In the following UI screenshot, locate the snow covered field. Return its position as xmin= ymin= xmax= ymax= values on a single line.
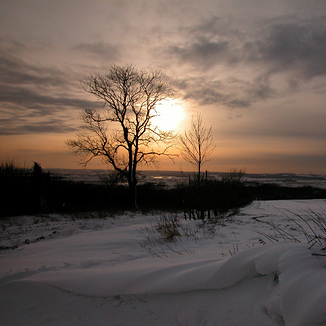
xmin=1 ymin=200 xmax=326 ymax=325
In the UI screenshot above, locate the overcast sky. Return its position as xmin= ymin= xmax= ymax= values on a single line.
xmin=1 ymin=0 xmax=326 ymax=173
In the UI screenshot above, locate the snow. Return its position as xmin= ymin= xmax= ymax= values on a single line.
xmin=1 ymin=200 xmax=326 ymax=325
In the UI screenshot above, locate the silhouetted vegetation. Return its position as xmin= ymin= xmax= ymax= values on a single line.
xmin=248 ymin=183 xmax=326 ymax=201
xmin=180 ymin=172 xmax=253 ymax=219
xmin=67 ymin=65 xmax=176 ymax=208
xmin=1 ymin=160 xmax=326 ymax=218
xmin=178 ymin=113 xmax=214 ymax=181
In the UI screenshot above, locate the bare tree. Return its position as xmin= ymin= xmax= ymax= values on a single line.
xmin=67 ymin=65 xmax=175 ymax=207
xmin=179 ymin=113 xmax=214 ymax=181
xmin=222 ymin=168 xmax=246 ymax=185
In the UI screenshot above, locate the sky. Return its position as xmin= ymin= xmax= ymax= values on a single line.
xmin=1 ymin=0 xmax=326 ymax=174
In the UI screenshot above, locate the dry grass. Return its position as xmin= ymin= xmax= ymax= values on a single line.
xmin=257 ymin=205 xmax=326 ymax=249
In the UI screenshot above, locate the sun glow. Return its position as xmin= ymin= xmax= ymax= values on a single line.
xmin=153 ymin=99 xmax=185 ymax=131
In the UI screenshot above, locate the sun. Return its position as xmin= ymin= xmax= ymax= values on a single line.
xmin=153 ymin=99 xmax=184 ymax=131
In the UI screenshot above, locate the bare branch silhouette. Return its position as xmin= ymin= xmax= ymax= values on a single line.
xmin=67 ymin=65 xmax=177 ymax=207
xmin=179 ymin=113 xmax=214 ymax=180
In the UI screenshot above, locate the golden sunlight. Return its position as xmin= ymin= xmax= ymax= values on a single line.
xmin=153 ymin=99 xmax=185 ymax=131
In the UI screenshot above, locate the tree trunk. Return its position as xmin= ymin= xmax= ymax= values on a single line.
xmin=129 ymin=180 xmax=138 ymax=209
xmin=198 ymin=162 xmax=201 ymax=184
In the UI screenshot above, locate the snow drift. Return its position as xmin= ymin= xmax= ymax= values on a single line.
xmin=1 ymin=200 xmax=326 ymax=325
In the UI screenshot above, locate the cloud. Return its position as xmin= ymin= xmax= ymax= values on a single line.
xmin=168 ymin=39 xmax=232 ymax=69
xmin=163 ymin=15 xmax=326 ymax=109
xmin=0 ymin=54 xmax=67 ymax=87
xmin=0 ymin=51 xmax=100 ymax=135
xmin=165 ymin=16 xmax=242 ymax=69
xmin=172 ymin=74 xmax=274 ymax=109
xmin=188 ymin=16 xmax=243 ymax=40
xmin=0 ymin=118 xmax=78 ymax=136
xmin=0 ymin=85 xmax=98 ymax=113
xmin=73 ymin=42 xmax=120 ymax=62
xmin=255 ymin=18 xmax=326 ymax=79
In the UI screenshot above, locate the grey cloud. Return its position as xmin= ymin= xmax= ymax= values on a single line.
xmin=248 ymin=75 xmax=274 ymax=99
xmin=168 ymin=39 xmax=232 ymax=69
xmin=0 ymin=85 xmax=98 ymax=113
xmin=188 ymin=16 xmax=244 ymax=42
xmin=0 ymin=51 xmax=100 ymax=135
xmin=164 ymin=15 xmax=243 ymax=62
xmin=0 ymin=54 xmax=68 ymax=87
xmin=165 ymin=15 xmax=326 ymax=108
xmin=255 ymin=19 xmax=326 ymax=78
xmin=166 ymin=16 xmax=241 ymax=69
xmin=173 ymin=75 xmax=273 ymax=109
xmin=73 ymin=42 xmax=120 ymax=61
xmin=181 ymin=15 xmax=326 ymax=78
xmin=0 ymin=84 xmax=100 ymax=135
xmin=0 ymin=118 xmax=78 ymax=135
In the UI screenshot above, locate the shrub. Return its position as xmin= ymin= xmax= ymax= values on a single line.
xmin=155 ymin=214 xmax=181 ymax=242
xmin=181 ymin=173 xmax=253 ymax=220
xmin=257 ymin=206 xmax=326 ymax=249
